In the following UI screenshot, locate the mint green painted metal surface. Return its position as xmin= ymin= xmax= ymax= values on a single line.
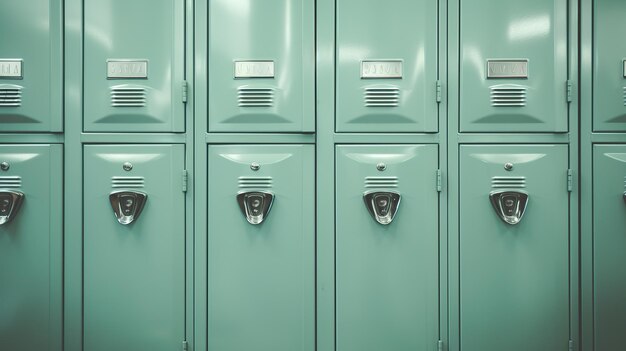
xmin=0 ymin=0 xmax=62 ymax=132
xmin=83 ymin=144 xmax=185 ymax=351
xmin=83 ymin=0 xmax=185 ymax=132
xmin=592 ymin=145 xmax=626 ymax=350
xmin=208 ymin=0 xmax=315 ymax=132
xmin=459 ymin=0 xmax=569 ymax=132
xmin=0 ymin=144 xmax=62 ymax=351
xmin=592 ymin=0 xmax=626 ymax=132
xmin=336 ymin=0 xmax=438 ymax=133
xmin=459 ymin=144 xmax=570 ymax=351
xmin=208 ymin=144 xmax=314 ymax=351
xmin=335 ymin=145 xmax=439 ymax=351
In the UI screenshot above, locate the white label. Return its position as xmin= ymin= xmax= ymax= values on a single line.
xmin=623 ymin=60 xmax=626 ymax=78
xmin=107 ymin=60 xmax=148 ymax=79
xmin=0 ymin=60 xmax=23 ymax=79
xmin=361 ymin=60 xmax=403 ymax=79
xmin=487 ymin=60 xmax=529 ymax=79
xmin=234 ymin=61 xmax=275 ymax=78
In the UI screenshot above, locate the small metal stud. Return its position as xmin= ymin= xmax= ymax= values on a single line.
xmin=250 ymin=162 xmax=261 ymax=171
xmin=376 ymin=163 xmax=387 ymax=172
xmin=504 ymin=163 xmax=514 ymax=171
xmin=0 ymin=162 xmax=9 ymax=171
xmin=123 ymin=162 xmax=133 ymax=171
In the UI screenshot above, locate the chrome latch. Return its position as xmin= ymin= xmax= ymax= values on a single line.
xmin=237 ymin=191 xmax=274 ymax=225
xmin=0 ymin=190 xmax=24 ymax=226
xmin=489 ymin=190 xmax=528 ymax=225
xmin=363 ymin=191 xmax=401 ymax=225
xmin=109 ymin=190 xmax=147 ymax=225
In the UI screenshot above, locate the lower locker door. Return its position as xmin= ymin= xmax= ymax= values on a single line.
xmin=336 ymin=145 xmax=439 ymax=351
xmin=459 ymin=144 xmax=570 ymax=351
xmin=208 ymin=144 xmax=315 ymax=351
xmin=0 ymin=144 xmax=62 ymax=351
xmin=83 ymin=144 xmax=185 ymax=351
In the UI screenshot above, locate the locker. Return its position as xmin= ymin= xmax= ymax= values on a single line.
xmin=208 ymin=0 xmax=315 ymax=132
xmin=83 ymin=145 xmax=185 ymax=351
xmin=336 ymin=0 xmax=438 ymax=133
xmin=83 ymin=0 xmax=185 ymax=132
xmin=459 ymin=144 xmax=570 ymax=351
xmin=0 ymin=145 xmax=62 ymax=351
xmin=592 ymin=145 xmax=626 ymax=350
xmin=459 ymin=0 xmax=569 ymax=132
xmin=208 ymin=145 xmax=314 ymax=351
xmin=335 ymin=145 xmax=439 ymax=351
xmin=592 ymin=0 xmax=626 ymax=131
xmin=0 ymin=1 xmax=62 ymax=132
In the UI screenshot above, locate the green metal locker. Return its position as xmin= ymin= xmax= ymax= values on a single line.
xmin=0 ymin=0 xmax=62 ymax=132
xmin=0 ymin=144 xmax=63 ymax=351
xmin=336 ymin=0 xmax=438 ymax=133
xmin=83 ymin=0 xmax=185 ymax=132
xmin=459 ymin=0 xmax=569 ymax=132
xmin=83 ymin=144 xmax=185 ymax=351
xmin=208 ymin=144 xmax=315 ymax=351
xmin=208 ymin=0 xmax=315 ymax=132
xmin=335 ymin=145 xmax=439 ymax=351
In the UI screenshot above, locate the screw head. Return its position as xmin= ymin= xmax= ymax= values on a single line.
xmin=250 ymin=162 xmax=260 ymax=171
xmin=376 ymin=163 xmax=387 ymax=172
xmin=504 ymin=163 xmax=514 ymax=171
xmin=0 ymin=162 xmax=9 ymax=171
xmin=123 ymin=162 xmax=133 ymax=171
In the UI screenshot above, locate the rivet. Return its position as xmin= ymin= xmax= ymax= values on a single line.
xmin=123 ymin=162 xmax=133 ymax=171
xmin=376 ymin=163 xmax=387 ymax=172
xmin=0 ymin=162 xmax=9 ymax=171
xmin=504 ymin=163 xmax=514 ymax=171
xmin=250 ymin=162 xmax=260 ymax=171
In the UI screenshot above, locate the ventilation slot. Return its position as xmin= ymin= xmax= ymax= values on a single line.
xmin=364 ymin=86 xmax=400 ymax=107
xmin=110 ymin=85 xmax=147 ymax=107
xmin=0 ymin=176 xmax=21 ymax=188
xmin=238 ymin=87 xmax=274 ymax=107
xmin=623 ymin=176 xmax=626 ymax=189
xmin=490 ymin=85 xmax=527 ymax=107
xmin=0 ymin=85 xmax=22 ymax=107
xmin=238 ymin=176 xmax=273 ymax=189
xmin=491 ymin=176 xmax=526 ymax=189
xmin=623 ymin=87 xmax=626 ymax=106
xmin=365 ymin=176 xmax=399 ymax=189
xmin=111 ymin=176 xmax=145 ymax=188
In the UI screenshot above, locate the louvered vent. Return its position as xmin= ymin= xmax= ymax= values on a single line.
xmin=110 ymin=85 xmax=146 ymax=107
xmin=623 ymin=87 xmax=626 ymax=106
xmin=238 ymin=87 xmax=274 ymax=107
xmin=623 ymin=176 xmax=626 ymax=189
xmin=0 ymin=84 xmax=22 ymax=107
xmin=491 ymin=176 xmax=526 ymax=189
xmin=111 ymin=176 xmax=145 ymax=188
xmin=490 ymin=85 xmax=527 ymax=107
xmin=0 ymin=176 xmax=21 ymax=188
xmin=365 ymin=176 xmax=399 ymax=188
xmin=238 ymin=176 xmax=273 ymax=189
xmin=364 ymin=86 xmax=400 ymax=107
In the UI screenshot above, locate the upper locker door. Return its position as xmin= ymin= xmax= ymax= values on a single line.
xmin=83 ymin=145 xmax=185 ymax=351
xmin=208 ymin=145 xmax=314 ymax=351
xmin=336 ymin=0 xmax=438 ymax=133
xmin=459 ymin=0 xmax=569 ymax=132
xmin=593 ymin=0 xmax=626 ymax=131
xmin=83 ymin=0 xmax=185 ymax=132
xmin=335 ymin=145 xmax=439 ymax=351
xmin=0 ymin=1 xmax=62 ymax=132
xmin=459 ymin=145 xmax=570 ymax=351
xmin=208 ymin=0 xmax=315 ymax=132
xmin=0 ymin=145 xmax=62 ymax=351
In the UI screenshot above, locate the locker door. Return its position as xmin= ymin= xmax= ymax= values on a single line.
xmin=336 ymin=0 xmax=438 ymax=133
xmin=208 ymin=145 xmax=314 ymax=351
xmin=0 ymin=145 xmax=62 ymax=351
xmin=83 ymin=145 xmax=185 ymax=351
xmin=459 ymin=0 xmax=569 ymax=132
xmin=208 ymin=0 xmax=315 ymax=132
xmin=593 ymin=0 xmax=626 ymax=131
xmin=0 ymin=1 xmax=62 ymax=132
xmin=83 ymin=0 xmax=185 ymax=132
xmin=459 ymin=144 xmax=569 ymax=351
xmin=336 ymin=145 xmax=439 ymax=351
xmin=592 ymin=145 xmax=626 ymax=350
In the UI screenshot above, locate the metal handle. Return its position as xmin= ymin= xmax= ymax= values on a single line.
xmin=363 ymin=191 xmax=401 ymax=225
xmin=237 ymin=191 xmax=274 ymax=225
xmin=109 ymin=190 xmax=147 ymax=225
xmin=489 ymin=190 xmax=528 ymax=225
xmin=0 ymin=190 xmax=24 ymax=226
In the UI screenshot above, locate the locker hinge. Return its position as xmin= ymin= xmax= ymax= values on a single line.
xmin=436 ymin=81 xmax=442 ymax=103
xmin=438 ymin=340 xmax=444 ymax=351
xmin=567 ymin=169 xmax=573 ymax=192
xmin=436 ymin=170 xmax=442 ymax=192
xmin=182 ymin=170 xmax=188 ymax=193
xmin=569 ymin=340 xmax=574 ymax=351
xmin=182 ymin=340 xmax=189 ymax=351
xmin=566 ymin=80 xmax=573 ymax=103
xmin=182 ymin=81 xmax=189 ymax=103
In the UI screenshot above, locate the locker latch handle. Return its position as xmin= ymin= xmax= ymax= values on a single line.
xmin=109 ymin=190 xmax=147 ymax=225
xmin=363 ymin=191 xmax=401 ymax=225
xmin=489 ymin=190 xmax=528 ymax=225
xmin=237 ymin=191 xmax=274 ymax=225
xmin=0 ymin=190 xmax=24 ymax=226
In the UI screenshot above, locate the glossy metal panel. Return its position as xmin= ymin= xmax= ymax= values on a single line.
xmin=208 ymin=0 xmax=315 ymax=132
xmin=336 ymin=145 xmax=439 ymax=351
xmin=208 ymin=145 xmax=314 ymax=351
xmin=83 ymin=145 xmax=185 ymax=351
xmin=336 ymin=0 xmax=438 ymax=132
xmin=460 ymin=0 xmax=568 ymax=132
xmin=460 ymin=144 xmax=569 ymax=351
